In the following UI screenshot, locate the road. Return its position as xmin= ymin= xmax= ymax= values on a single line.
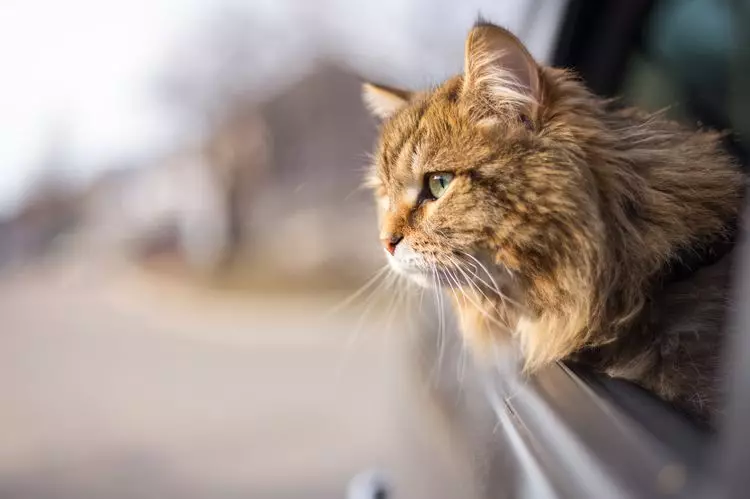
xmin=0 ymin=260 xmax=483 ymax=499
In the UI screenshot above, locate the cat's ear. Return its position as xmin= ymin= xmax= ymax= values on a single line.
xmin=463 ymin=21 xmax=541 ymax=117
xmin=362 ymin=82 xmax=411 ymax=120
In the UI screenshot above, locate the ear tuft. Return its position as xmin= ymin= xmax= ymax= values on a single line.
xmin=463 ymin=22 xmax=540 ymax=117
xmin=362 ymin=83 xmax=411 ymax=120
xmin=473 ymin=12 xmax=493 ymax=29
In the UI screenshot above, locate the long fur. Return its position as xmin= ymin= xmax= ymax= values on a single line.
xmin=364 ymin=24 xmax=744 ymax=423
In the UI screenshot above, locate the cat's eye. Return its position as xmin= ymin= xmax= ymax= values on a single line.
xmin=427 ymin=172 xmax=454 ymax=199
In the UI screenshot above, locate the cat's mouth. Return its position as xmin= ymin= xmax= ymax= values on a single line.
xmin=386 ymin=242 xmax=509 ymax=292
xmin=385 ymin=251 xmax=435 ymax=287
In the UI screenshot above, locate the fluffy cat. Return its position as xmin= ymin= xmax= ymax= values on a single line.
xmin=361 ymin=21 xmax=744 ymax=423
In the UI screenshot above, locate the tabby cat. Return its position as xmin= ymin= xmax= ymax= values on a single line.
xmin=361 ymin=21 xmax=744 ymax=423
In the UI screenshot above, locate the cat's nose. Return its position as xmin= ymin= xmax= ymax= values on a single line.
xmin=382 ymin=234 xmax=403 ymax=255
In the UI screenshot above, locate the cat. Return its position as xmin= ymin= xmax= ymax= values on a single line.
xmin=360 ymin=21 xmax=744 ymax=424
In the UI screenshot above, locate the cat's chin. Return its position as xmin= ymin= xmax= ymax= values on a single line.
xmin=386 ymin=245 xmax=509 ymax=291
xmin=388 ymin=263 xmax=434 ymax=288
xmin=389 ymin=263 xmax=463 ymax=290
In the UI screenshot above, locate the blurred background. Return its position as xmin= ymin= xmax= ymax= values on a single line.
xmin=0 ymin=0 xmax=747 ymax=498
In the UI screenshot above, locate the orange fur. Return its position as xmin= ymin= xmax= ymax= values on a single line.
xmin=362 ymin=22 xmax=743 ymax=408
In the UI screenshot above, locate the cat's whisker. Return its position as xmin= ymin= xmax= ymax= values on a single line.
xmin=383 ymin=273 xmax=407 ymax=334
xmin=423 ymin=264 xmax=447 ymax=386
xmin=440 ymin=248 xmax=500 ymax=294
xmin=457 ymin=336 xmax=469 ymax=385
xmin=460 ymin=264 xmax=517 ymax=311
xmin=445 ymin=254 xmax=506 ymax=310
xmin=442 ymin=263 xmax=513 ymax=337
xmin=402 ymin=280 xmax=416 ymax=335
xmin=442 ymin=266 xmax=465 ymax=303
xmin=381 ymin=273 xmax=409 ymax=366
xmin=323 ymin=265 xmax=391 ymax=318
xmin=344 ymin=184 xmax=370 ymax=201
xmin=450 ymin=260 xmax=499 ymax=306
xmin=442 ymin=269 xmax=483 ymax=391
xmin=460 ymin=262 xmax=502 ymax=297
xmin=335 ymin=269 xmax=399 ymax=379
xmin=432 ymin=264 xmax=448 ymax=384
xmin=426 ymin=265 xmax=439 ymax=382
xmin=448 ymin=264 xmax=516 ymax=336
xmin=442 ymin=268 xmax=466 ymax=330
xmin=350 ymin=271 xmax=396 ymax=338
xmin=442 ymin=267 xmax=472 ymax=387
xmin=418 ymin=281 xmax=427 ymax=316
xmin=457 ymin=251 xmax=506 ymax=297
xmin=454 ymin=253 xmax=523 ymax=309
xmin=442 ymin=267 xmax=463 ymax=313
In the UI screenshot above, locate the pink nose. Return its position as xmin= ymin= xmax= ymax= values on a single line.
xmin=381 ymin=234 xmax=403 ymax=255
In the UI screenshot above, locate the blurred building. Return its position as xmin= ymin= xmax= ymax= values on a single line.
xmin=0 ymin=62 xmax=382 ymax=291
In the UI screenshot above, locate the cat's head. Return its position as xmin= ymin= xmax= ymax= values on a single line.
xmin=363 ymin=22 xmax=604 ymax=320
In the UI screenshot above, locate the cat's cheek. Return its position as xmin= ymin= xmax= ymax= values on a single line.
xmin=422 ymin=201 xmax=437 ymax=216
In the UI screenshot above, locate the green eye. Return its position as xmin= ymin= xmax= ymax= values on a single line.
xmin=427 ymin=172 xmax=454 ymax=199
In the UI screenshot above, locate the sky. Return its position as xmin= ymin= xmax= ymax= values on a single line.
xmin=0 ymin=0 xmax=566 ymax=216
xmin=0 ymin=0 xmax=206 ymax=213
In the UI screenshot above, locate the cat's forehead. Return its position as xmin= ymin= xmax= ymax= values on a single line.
xmin=379 ymin=136 xmax=481 ymax=198
xmin=376 ymin=93 xmax=457 ymax=185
